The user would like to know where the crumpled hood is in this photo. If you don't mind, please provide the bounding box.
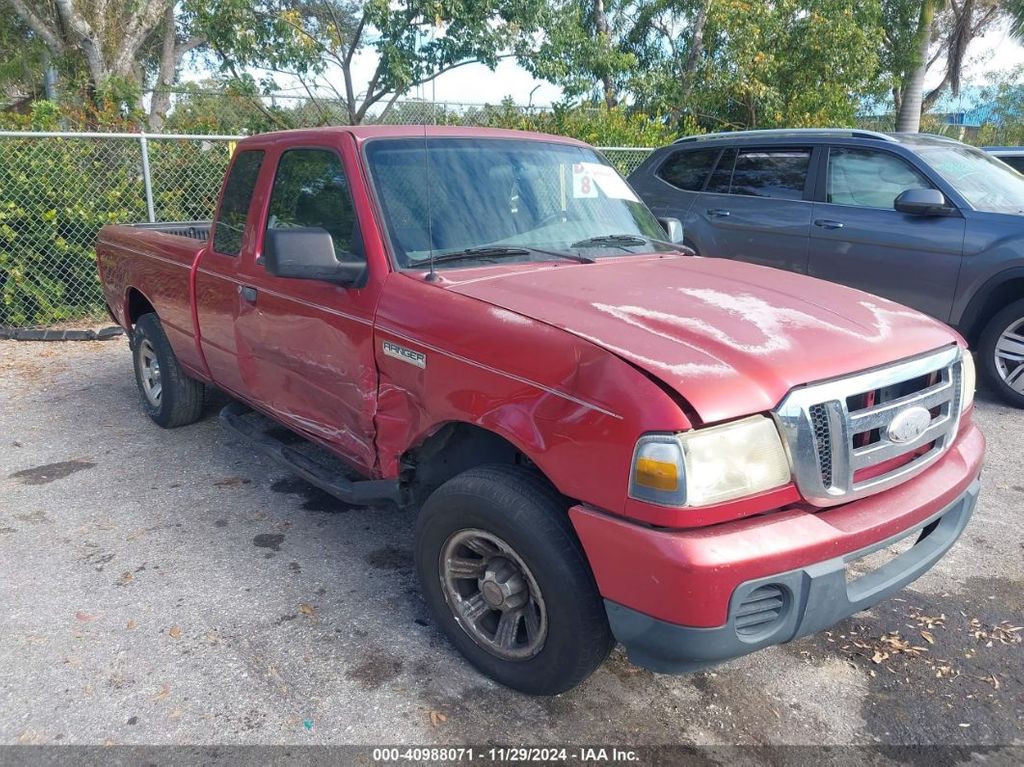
[445,255,958,424]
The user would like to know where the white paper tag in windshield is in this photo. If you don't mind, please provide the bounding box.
[571,162,639,202]
[571,163,598,198]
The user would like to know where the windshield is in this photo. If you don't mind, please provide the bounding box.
[917,143,1024,214]
[365,137,673,269]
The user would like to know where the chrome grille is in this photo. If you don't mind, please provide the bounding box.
[775,346,964,507]
[808,403,833,487]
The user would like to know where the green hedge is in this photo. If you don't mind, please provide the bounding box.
[0,134,231,327]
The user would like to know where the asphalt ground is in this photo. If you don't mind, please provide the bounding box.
[0,338,1021,752]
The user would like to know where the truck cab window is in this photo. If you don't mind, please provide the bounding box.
[827,147,933,209]
[266,149,360,261]
[212,150,264,256]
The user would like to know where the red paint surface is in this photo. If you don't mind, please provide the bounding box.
[97,126,983,620]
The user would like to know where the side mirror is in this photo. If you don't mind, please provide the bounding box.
[658,217,685,243]
[263,227,365,286]
[894,188,955,216]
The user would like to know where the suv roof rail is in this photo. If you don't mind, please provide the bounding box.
[673,128,898,144]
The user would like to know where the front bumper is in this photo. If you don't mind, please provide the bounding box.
[570,421,984,673]
[605,478,978,673]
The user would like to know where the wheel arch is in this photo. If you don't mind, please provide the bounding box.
[125,287,157,329]
[400,420,563,509]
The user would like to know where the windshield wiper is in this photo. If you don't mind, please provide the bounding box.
[423,245,593,267]
[570,234,648,248]
[571,233,691,253]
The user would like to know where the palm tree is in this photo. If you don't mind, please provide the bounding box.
[895,0,1003,132]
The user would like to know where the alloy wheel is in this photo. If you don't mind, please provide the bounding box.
[994,317,1024,394]
[439,528,547,661]
[137,338,162,406]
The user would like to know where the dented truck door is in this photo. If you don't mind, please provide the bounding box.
[230,137,383,475]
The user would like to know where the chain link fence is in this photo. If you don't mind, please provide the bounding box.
[0,130,653,331]
[599,147,654,176]
[0,131,238,330]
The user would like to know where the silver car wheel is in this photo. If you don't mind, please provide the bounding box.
[137,338,163,406]
[994,317,1024,393]
[439,528,547,661]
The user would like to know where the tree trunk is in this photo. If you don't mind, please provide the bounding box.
[895,0,938,133]
[149,5,177,132]
[10,0,173,105]
[681,0,711,100]
[594,0,616,107]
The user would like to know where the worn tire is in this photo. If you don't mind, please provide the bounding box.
[132,312,205,428]
[978,298,1024,409]
[414,464,613,695]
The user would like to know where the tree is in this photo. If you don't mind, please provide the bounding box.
[620,0,885,130]
[890,0,941,132]
[2,0,204,126]
[150,6,207,131]
[973,64,1024,145]
[190,0,551,125]
[6,1,170,92]
[592,0,616,106]
[0,13,49,106]
[1009,0,1024,33]
[887,0,1005,132]
[524,1,636,105]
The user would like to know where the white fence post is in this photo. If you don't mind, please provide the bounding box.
[139,133,156,223]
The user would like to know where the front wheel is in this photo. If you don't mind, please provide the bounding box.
[414,465,613,695]
[978,298,1024,408]
[132,312,205,428]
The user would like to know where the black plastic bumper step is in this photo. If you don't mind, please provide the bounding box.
[219,401,402,506]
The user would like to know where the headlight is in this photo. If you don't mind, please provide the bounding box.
[960,350,975,411]
[629,415,792,508]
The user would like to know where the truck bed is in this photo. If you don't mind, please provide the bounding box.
[130,221,212,241]
[96,222,210,377]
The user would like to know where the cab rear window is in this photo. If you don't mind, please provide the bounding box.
[212,150,264,256]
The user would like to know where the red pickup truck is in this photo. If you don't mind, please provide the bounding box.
[97,126,984,695]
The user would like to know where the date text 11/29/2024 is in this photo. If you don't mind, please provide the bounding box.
[371,747,639,762]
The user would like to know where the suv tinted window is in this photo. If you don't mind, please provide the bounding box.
[730,148,810,200]
[705,149,736,194]
[656,148,720,191]
[266,148,360,259]
[827,147,932,209]
[213,150,264,256]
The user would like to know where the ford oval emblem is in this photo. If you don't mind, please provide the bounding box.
[887,406,932,444]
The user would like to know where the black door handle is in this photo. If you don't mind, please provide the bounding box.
[813,219,845,230]
[706,208,731,218]
[239,285,257,303]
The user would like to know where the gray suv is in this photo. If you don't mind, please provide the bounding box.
[629,128,1024,407]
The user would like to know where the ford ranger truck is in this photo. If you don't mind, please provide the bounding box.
[96,126,984,695]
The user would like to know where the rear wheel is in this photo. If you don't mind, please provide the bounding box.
[132,312,205,427]
[978,298,1024,408]
[414,465,613,695]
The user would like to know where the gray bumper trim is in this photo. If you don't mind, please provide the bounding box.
[607,478,980,674]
